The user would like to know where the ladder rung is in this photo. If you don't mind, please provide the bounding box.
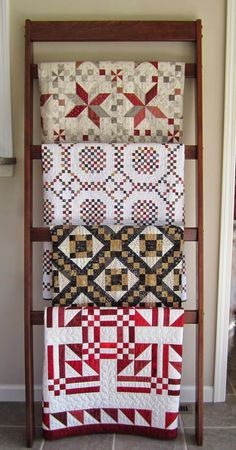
[31,144,198,160]
[31,309,198,325]
[31,226,198,242]
[32,62,197,79]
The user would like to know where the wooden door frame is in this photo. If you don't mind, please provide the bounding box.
[0,0,14,176]
[214,0,236,402]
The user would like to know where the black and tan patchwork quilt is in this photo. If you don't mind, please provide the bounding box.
[50,225,184,307]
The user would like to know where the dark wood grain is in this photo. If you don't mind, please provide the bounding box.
[29,20,196,42]
[32,63,196,79]
[31,310,198,325]
[25,19,203,447]
[195,19,204,447]
[31,227,198,242]
[185,63,197,78]
[31,144,198,160]
[24,19,35,448]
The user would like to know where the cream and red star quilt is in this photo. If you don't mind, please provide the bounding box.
[43,306,184,439]
[38,61,185,144]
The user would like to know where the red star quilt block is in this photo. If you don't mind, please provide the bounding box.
[38,61,185,144]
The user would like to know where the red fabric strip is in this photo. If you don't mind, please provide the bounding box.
[43,423,178,440]
[47,346,54,380]
[46,308,52,328]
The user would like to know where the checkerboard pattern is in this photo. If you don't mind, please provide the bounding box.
[38,61,185,144]
[43,306,184,439]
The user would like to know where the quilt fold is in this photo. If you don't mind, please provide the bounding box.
[38,61,185,144]
[43,306,184,440]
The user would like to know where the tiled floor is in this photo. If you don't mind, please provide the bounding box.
[0,339,235,449]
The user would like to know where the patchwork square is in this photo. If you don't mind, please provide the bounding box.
[43,306,184,439]
[38,61,185,144]
[139,233,162,256]
[69,234,93,258]
[105,268,128,292]
[50,225,184,307]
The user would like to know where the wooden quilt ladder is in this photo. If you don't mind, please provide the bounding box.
[24,19,204,447]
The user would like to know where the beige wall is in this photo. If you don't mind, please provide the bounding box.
[0,0,226,399]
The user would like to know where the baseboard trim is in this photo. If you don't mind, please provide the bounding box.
[0,384,214,403]
[180,385,213,403]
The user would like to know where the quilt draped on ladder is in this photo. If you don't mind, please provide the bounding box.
[38,57,188,442]
[38,61,185,144]
[43,306,184,439]
[50,224,184,308]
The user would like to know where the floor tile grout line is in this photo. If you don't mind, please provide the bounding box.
[184,425,236,429]
[39,439,45,450]
[112,433,116,450]
[179,416,188,450]
[0,424,42,429]
[228,376,236,398]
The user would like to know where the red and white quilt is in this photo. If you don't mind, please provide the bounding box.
[43,307,184,440]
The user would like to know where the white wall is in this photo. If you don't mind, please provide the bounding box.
[0,0,226,401]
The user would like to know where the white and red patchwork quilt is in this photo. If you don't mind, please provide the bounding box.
[41,142,185,300]
[38,61,185,144]
[43,306,184,440]
[42,143,185,226]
